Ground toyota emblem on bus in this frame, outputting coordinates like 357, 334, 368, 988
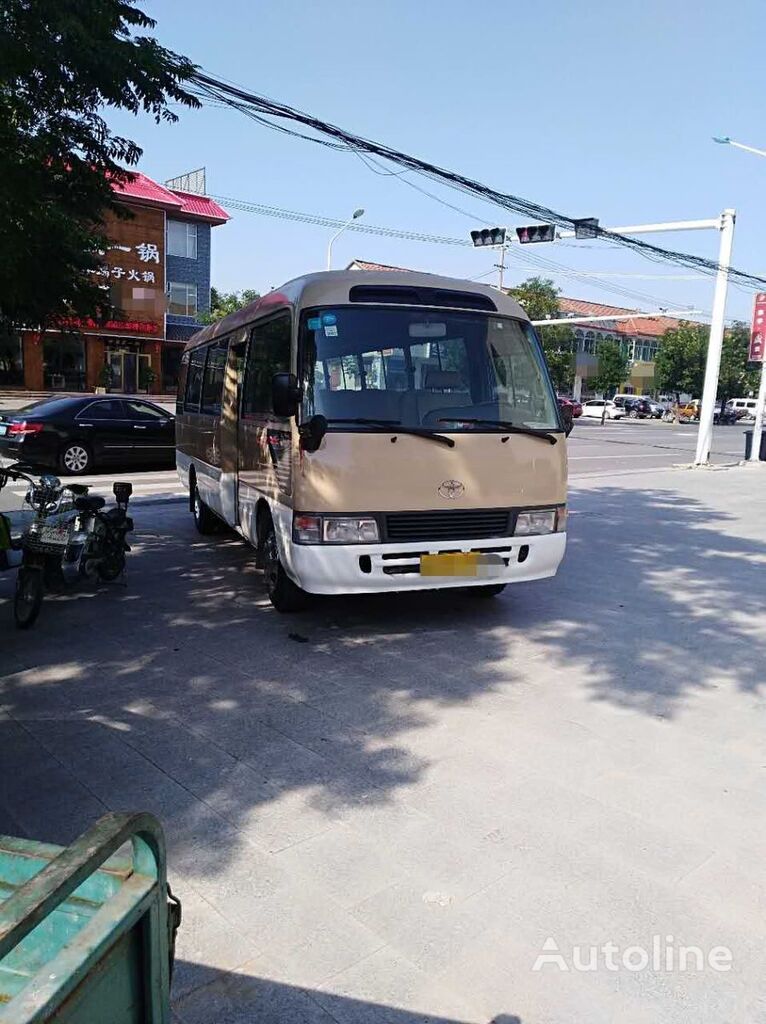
438, 479, 465, 499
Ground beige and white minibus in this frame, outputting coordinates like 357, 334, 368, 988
176, 270, 568, 611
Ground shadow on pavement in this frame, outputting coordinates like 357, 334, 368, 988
171, 959, 521, 1024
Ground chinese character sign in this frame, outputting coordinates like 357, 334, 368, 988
97, 204, 166, 337
750, 293, 766, 363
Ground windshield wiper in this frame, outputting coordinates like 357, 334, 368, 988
327, 418, 455, 448
437, 417, 559, 445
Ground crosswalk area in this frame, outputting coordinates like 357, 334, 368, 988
1, 468, 186, 509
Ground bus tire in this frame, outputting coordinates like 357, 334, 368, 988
262, 520, 307, 612
471, 584, 507, 598
191, 475, 218, 535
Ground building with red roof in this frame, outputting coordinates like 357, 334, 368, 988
10, 170, 229, 395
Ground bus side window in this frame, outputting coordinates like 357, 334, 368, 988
201, 340, 229, 415
185, 347, 206, 412
176, 352, 189, 415
242, 314, 291, 417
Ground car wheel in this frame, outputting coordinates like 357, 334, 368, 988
191, 477, 218, 535
59, 442, 92, 475
262, 520, 307, 612
629, 409, 638, 419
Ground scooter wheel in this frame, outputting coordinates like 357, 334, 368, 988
97, 556, 125, 582
14, 566, 44, 629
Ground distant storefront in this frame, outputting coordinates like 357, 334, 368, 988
11, 172, 228, 394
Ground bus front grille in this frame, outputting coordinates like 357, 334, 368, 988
384, 509, 512, 542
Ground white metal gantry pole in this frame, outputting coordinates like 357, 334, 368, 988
694, 209, 736, 465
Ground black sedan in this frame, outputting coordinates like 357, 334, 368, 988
0, 395, 175, 475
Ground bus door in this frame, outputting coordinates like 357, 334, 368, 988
219, 333, 247, 526
237, 314, 292, 546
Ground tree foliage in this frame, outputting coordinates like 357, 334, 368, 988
0, 0, 198, 329
654, 323, 707, 397
200, 288, 261, 324
508, 276, 575, 393
589, 339, 630, 396
655, 322, 758, 400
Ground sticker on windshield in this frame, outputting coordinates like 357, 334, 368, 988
322, 313, 338, 326
307, 317, 322, 331
324, 325, 338, 337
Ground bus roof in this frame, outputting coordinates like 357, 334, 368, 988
184, 270, 530, 351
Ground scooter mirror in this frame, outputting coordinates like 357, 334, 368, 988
113, 482, 132, 503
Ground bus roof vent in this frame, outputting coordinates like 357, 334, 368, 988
349, 285, 497, 312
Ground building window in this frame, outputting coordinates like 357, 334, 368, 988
167, 220, 197, 259
168, 282, 198, 317
0, 329, 23, 386
43, 335, 86, 391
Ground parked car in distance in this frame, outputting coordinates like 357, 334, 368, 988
647, 399, 665, 419
676, 400, 701, 422
727, 397, 758, 421
581, 399, 624, 420
0, 395, 175, 475
624, 398, 652, 419
557, 396, 583, 418
714, 403, 738, 425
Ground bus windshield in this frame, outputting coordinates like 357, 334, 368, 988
299, 307, 561, 432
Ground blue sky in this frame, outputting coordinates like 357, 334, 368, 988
111, 0, 762, 320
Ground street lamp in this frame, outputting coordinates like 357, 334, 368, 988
712, 136, 766, 158
326, 208, 365, 270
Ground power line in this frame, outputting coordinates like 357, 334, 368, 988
212, 193, 709, 311
188, 70, 766, 291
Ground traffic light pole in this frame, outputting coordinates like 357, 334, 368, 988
693, 209, 735, 466
500, 213, 736, 466
494, 246, 507, 291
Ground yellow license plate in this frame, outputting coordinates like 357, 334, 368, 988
420, 552, 505, 577
420, 552, 481, 577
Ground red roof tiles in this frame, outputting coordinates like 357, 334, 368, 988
111, 172, 229, 224
557, 297, 687, 338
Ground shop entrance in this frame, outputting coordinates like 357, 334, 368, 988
107, 350, 151, 393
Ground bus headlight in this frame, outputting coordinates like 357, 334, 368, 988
323, 517, 379, 544
293, 514, 380, 544
515, 509, 560, 535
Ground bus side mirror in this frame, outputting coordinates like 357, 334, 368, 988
272, 373, 301, 418
561, 404, 574, 436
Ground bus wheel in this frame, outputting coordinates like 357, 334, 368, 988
262, 521, 307, 612
470, 584, 507, 598
191, 478, 218, 535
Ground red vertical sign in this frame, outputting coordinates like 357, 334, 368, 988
750, 293, 766, 362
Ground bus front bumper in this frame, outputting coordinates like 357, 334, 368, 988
286, 532, 567, 595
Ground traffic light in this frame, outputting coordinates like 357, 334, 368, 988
573, 217, 599, 239
515, 224, 556, 244
470, 227, 507, 247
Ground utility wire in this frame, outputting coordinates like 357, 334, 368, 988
188, 70, 766, 291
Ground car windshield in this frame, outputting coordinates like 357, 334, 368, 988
299, 307, 560, 431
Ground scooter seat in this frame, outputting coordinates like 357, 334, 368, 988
74, 495, 106, 512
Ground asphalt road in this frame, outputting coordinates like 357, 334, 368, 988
2, 464, 765, 1022
567, 417, 751, 477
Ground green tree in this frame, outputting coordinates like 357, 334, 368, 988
0, 1, 198, 331
654, 323, 707, 397
508, 276, 575, 393
718, 322, 760, 407
589, 339, 630, 396
200, 288, 261, 324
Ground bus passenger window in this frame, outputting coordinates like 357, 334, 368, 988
185, 348, 206, 412
201, 341, 229, 415
242, 314, 291, 417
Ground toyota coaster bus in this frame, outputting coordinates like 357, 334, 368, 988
176, 270, 568, 611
